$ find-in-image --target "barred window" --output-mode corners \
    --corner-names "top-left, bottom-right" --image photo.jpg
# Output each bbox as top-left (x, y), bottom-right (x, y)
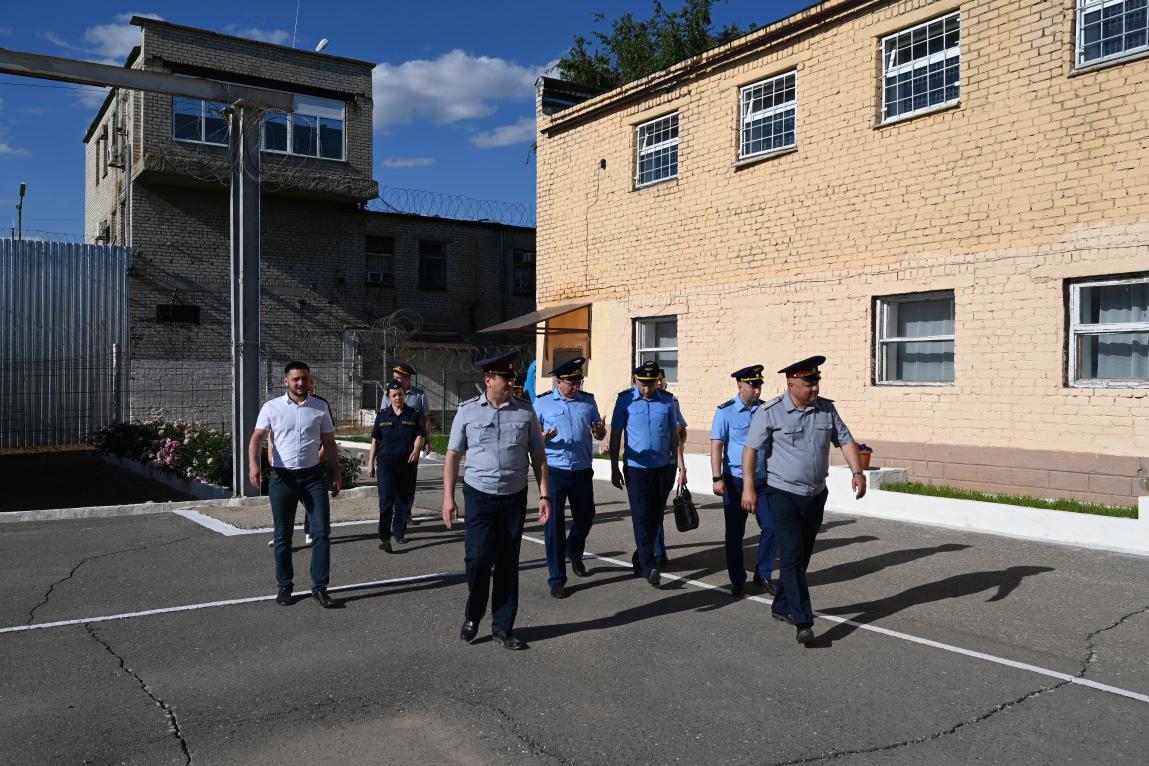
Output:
top-left (365, 236), bottom-right (395, 287)
top-left (881, 12), bottom-right (960, 123)
top-left (740, 72), bottom-right (796, 159)
top-left (1069, 275), bottom-right (1149, 385)
top-left (512, 250), bottom-right (535, 297)
top-left (418, 240), bottom-right (447, 291)
top-left (635, 113), bottom-right (679, 188)
top-left (1077, 0), bottom-right (1149, 66)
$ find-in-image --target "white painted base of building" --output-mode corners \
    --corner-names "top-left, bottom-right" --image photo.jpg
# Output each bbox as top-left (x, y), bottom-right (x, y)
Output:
top-left (591, 454), bottom-right (1148, 558)
top-left (100, 453), bottom-right (231, 500)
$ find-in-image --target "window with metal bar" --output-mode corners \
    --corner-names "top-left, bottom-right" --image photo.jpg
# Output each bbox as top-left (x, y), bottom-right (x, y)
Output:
top-left (365, 236), bottom-right (395, 287)
top-left (512, 250), bottom-right (535, 297)
top-left (1077, 0), bottom-right (1149, 66)
top-left (740, 71), bottom-right (797, 159)
top-left (635, 113), bottom-right (679, 188)
top-left (875, 291), bottom-right (955, 384)
top-left (881, 12), bottom-right (960, 122)
top-left (418, 240), bottom-right (447, 291)
top-left (1069, 275), bottom-right (1149, 385)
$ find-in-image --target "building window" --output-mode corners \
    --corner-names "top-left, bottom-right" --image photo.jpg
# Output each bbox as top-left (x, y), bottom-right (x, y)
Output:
top-left (365, 236), bottom-right (395, 287)
top-left (635, 112), bottom-right (679, 188)
top-left (635, 316), bottom-right (678, 383)
top-left (1069, 275), bottom-right (1149, 385)
top-left (418, 240), bottom-right (447, 291)
top-left (875, 291), bottom-right (955, 384)
top-left (881, 12), bottom-right (960, 123)
top-left (512, 250), bottom-right (535, 297)
top-left (1077, 0), bottom-right (1149, 66)
top-left (263, 95), bottom-right (345, 160)
top-left (740, 71), bottom-right (796, 159)
top-left (172, 97), bottom-right (229, 145)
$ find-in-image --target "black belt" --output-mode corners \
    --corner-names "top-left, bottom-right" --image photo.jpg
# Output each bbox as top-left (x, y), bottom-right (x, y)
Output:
top-left (273, 465), bottom-right (322, 476)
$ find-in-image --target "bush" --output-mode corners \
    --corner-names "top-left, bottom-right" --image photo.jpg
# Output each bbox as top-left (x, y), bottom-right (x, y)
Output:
top-left (92, 419), bottom-right (231, 487)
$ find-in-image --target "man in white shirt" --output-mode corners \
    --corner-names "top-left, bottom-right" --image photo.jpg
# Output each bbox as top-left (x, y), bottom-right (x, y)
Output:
top-left (248, 361), bottom-right (342, 608)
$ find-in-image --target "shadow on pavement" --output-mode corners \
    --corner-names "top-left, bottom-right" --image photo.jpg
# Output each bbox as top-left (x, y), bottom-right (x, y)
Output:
top-left (808, 543), bottom-right (972, 587)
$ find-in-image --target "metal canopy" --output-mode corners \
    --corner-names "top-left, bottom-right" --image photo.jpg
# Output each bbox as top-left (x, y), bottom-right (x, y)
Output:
top-left (480, 303), bottom-right (590, 335)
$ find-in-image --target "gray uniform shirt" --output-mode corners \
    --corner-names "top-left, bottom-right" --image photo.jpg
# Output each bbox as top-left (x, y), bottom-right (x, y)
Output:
top-left (402, 385), bottom-right (430, 418)
top-left (744, 392), bottom-right (854, 496)
top-left (448, 394), bottom-right (544, 495)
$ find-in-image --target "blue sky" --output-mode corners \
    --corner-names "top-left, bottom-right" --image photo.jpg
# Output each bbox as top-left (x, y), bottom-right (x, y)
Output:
top-left (0, 1), bottom-right (810, 238)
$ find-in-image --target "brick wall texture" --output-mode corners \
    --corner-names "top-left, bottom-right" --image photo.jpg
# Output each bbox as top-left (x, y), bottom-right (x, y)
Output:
top-left (535, 0), bottom-right (1149, 506)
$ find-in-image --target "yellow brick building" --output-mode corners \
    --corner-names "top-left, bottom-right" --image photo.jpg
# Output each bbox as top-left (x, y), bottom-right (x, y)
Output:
top-left (529, 0), bottom-right (1149, 506)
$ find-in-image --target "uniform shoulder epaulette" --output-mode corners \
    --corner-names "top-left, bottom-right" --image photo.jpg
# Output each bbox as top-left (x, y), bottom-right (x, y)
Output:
top-left (760, 394), bottom-right (784, 409)
top-left (580, 390), bottom-right (594, 399)
top-left (514, 395), bottom-right (532, 405)
top-left (820, 396), bottom-right (835, 403)
top-left (459, 395), bottom-right (480, 406)
top-left (618, 388), bottom-right (632, 396)
top-left (716, 399), bottom-right (735, 410)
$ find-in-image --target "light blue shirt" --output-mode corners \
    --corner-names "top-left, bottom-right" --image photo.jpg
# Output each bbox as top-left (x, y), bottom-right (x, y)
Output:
top-left (710, 395), bottom-right (767, 481)
top-left (610, 387), bottom-right (676, 469)
top-left (448, 394), bottom-right (544, 495)
top-left (745, 392), bottom-right (854, 496)
top-left (255, 394), bottom-right (335, 470)
top-left (534, 387), bottom-right (602, 471)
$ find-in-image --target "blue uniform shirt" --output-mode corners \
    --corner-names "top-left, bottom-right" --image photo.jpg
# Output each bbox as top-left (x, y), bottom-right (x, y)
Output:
top-left (709, 396), bottom-right (767, 481)
top-left (745, 392), bottom-right (854, 496)
top-left (533, 387), bottom-right (603, 471)
top-left (371, 404), bottom-right (424, 460)
top-left (448, 394), bottom-right (544, 495)
top-left (610, 387), bottom-right (676, 469)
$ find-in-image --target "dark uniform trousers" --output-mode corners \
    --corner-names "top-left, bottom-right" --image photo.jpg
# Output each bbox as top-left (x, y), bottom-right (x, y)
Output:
top-left (463, 483), bottom-right (528, 634)
top-left (655, 464), bottom-right (677, 558)
top-left (722, 474), bottom-right (777, 587)
top-left (376, 457), bottom-right (418, 541)
top-left (765, 485), bottom-right (829, 626)
top-left (544, 467), bottom-right (596, 587)
top-left (269, 466), bottom-right (331, 593)
top-left (624, 466), bottom-right (672, 576)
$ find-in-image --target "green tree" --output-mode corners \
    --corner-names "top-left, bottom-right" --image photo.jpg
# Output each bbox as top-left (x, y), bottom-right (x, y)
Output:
top-left (557, 0), bottom-right (755, 90)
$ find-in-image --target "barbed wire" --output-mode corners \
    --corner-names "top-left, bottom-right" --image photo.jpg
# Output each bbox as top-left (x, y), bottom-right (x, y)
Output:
top-left (3, 230), bottom-right (98, 245)
top-left (369, 187), bottom-right (536, 228)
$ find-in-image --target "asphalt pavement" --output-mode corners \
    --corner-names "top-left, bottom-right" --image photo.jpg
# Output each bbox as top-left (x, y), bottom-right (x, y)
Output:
top-left (2, 462), bottom-right (1147, 764)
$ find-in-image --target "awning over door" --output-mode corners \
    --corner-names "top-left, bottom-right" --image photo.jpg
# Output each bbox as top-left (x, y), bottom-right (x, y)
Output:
top-left (480, 303), bottom-right (590, 335)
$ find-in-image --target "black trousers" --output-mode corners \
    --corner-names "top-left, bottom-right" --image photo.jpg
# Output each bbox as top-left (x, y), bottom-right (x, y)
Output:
top-left (765, 485), bottom-right (828, 626)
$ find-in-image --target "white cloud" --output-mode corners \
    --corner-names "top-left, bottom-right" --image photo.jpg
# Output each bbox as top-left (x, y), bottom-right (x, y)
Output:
top-left (381, 157), bottom-right (436, 168)
top-left (223, 25), bottom-right (291, 45)
top-left (372, 50), bottom-right (544, 131)
top-left (0, 142), bottom-right (29, 157)
top-left (44, 12), bottom-right (162, 65)
top-left (77, 86), bottom-right (111, 110)
top-left (470, 116), bottom-right (536, 148)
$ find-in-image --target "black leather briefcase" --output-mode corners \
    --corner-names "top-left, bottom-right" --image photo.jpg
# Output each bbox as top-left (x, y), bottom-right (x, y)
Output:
top-left (672, 486), bottom-right (699, 533)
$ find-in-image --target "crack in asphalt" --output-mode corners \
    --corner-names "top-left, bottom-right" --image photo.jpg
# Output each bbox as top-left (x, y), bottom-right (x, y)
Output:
top-left (458, 696), bottom-right (572, 764)
top-left (1079, 602), bottom-right (1149, 676)
top-left (770, 680), bottom-right (1072, 765)
top-left (85, 623), bottom-right (192, 766)
top-left (25, 537), bottom-right (191, 625)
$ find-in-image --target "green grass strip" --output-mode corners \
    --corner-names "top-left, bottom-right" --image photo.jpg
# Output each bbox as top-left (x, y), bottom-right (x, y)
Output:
top-left (339, 432), bottom-right (450, 454)
top-left (880, 482), bottom-right (1137, 519)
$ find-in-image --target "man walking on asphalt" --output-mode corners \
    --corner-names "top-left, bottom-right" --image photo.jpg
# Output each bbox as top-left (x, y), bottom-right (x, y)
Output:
top-left (249, 361), bottom-right (342, 608)
top-left (741, 356), bottom-right (866, 645)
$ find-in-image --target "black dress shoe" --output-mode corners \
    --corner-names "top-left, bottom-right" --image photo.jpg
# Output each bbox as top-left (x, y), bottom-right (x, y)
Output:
top-left (631, 551), bottom-right (642, 577)
top-left (771, 611), bottom-right (795, 626)
top-left (730, 582), bottom-right (744, 597)
top-left (647, 568), bottom-right (661, 588)
top-left (313, 589), bottom-right (337, 608)
top-left (754, 574), bottom-right (777, 596)
top-left (459, 620), bottom-right (479, 643)
top-left (276, 587), bottom-right (293, 605)
top-left (657, 554), bottom-right (670, 568)
top-left (570, 558), bottom-right (589, 577)
top-left (379, 539), bottom-right (393, 553)
top-left (395, 536), bottom-right (406, 545)
top-left (550, 583), bottom-right (568, 599)
top-left (493, 630), bottom-right (528, 650)
top-left (796, 626), bottom-right (815, 645)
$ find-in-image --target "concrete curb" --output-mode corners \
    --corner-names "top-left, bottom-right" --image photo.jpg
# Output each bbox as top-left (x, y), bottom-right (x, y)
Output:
top-left (99, 453), bottom-right (231, 500)
top-left (592, 455), bottom-right (1148, 558)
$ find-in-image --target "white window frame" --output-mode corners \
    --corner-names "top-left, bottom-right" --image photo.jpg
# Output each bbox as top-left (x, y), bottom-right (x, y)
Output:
top-left (1068, 275), bottom-right (1149, 387)
top-left (172, 98), bottom-right (229, 146)
top-left (881, 12), bottom-right (961, 124)
top-left (739, 71), bottom-right (797, 160)
top-left (634, 315), bottom-right (678, 383)
top-left (634, 112), bottom-right (679, 188)
top-left (261, 94), bottom-right (346, 161)
top-left (874, 290), bottom-right (955, 386)
top-left (1076, 0), bottom-right (1149, 68)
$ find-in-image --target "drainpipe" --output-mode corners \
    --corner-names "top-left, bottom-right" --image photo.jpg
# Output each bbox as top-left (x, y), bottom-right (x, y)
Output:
top-left (499, 227), bottom-right (508, 322)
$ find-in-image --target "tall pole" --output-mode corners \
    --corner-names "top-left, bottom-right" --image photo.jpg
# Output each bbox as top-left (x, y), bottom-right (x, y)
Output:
top-left (229, 105), bottom-right (261, 497)
top-left (17, 182), bottom-right (26, 240)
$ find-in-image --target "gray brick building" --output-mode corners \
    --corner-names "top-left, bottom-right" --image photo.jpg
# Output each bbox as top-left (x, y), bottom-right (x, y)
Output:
top-left (84, 17), bottom-right (534, 428)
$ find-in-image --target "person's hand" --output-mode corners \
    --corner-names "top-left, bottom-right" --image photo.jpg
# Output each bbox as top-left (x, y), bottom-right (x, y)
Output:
top-left (423, 443), bottom-right (432, 456)
top-left (852, 473), bottom-right (867, 500)
top-left (589, 421), bottom-right (607, 441)
top-left (543, 426), bottom-right (559, 441)
top-left (367, 462), bottom-right (376, 477)
top-left (741, 484), bottom-right (757, 513)
top-left (408, 450), bottom-right (420, 464)
top-left (611, 467), bottom-right (625, 489)
top-left (249, 466), bottom-right (262, 490)
top-left (676, 466), bottom-right (687, 487)
top-left (442, 498), bottom-right (457, 529)
top-left (538, 497), bottom-right (551, 525)
top-left (712, 478), bottom-right (725, 496)
top-left (330, 473), bottom-right (342, 498)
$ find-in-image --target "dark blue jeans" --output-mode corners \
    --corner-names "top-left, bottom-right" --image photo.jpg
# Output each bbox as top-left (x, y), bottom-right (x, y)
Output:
top-left (765, 485), bottom-right (828, 626)
top-left (721, 474), bottom-right (776, 587)
top-left (544, 467), bottom-right (596, 586)
top-left (376, 457), bottom-right (417, 541)
top-left (269, 466), bottom-right (331, 593)
top-left (624, 466), bottom-right (671, 577)
top-left (462, 483), bottom-right (527, 634)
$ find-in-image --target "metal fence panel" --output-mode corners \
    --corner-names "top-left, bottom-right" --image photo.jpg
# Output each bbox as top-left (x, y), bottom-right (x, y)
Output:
top-left (0, 239), bottom-right (131, 447)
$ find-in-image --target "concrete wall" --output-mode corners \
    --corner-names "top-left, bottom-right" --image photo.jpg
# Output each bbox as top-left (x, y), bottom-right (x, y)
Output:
top-left (536, 0), bottom-right (1149, 505)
